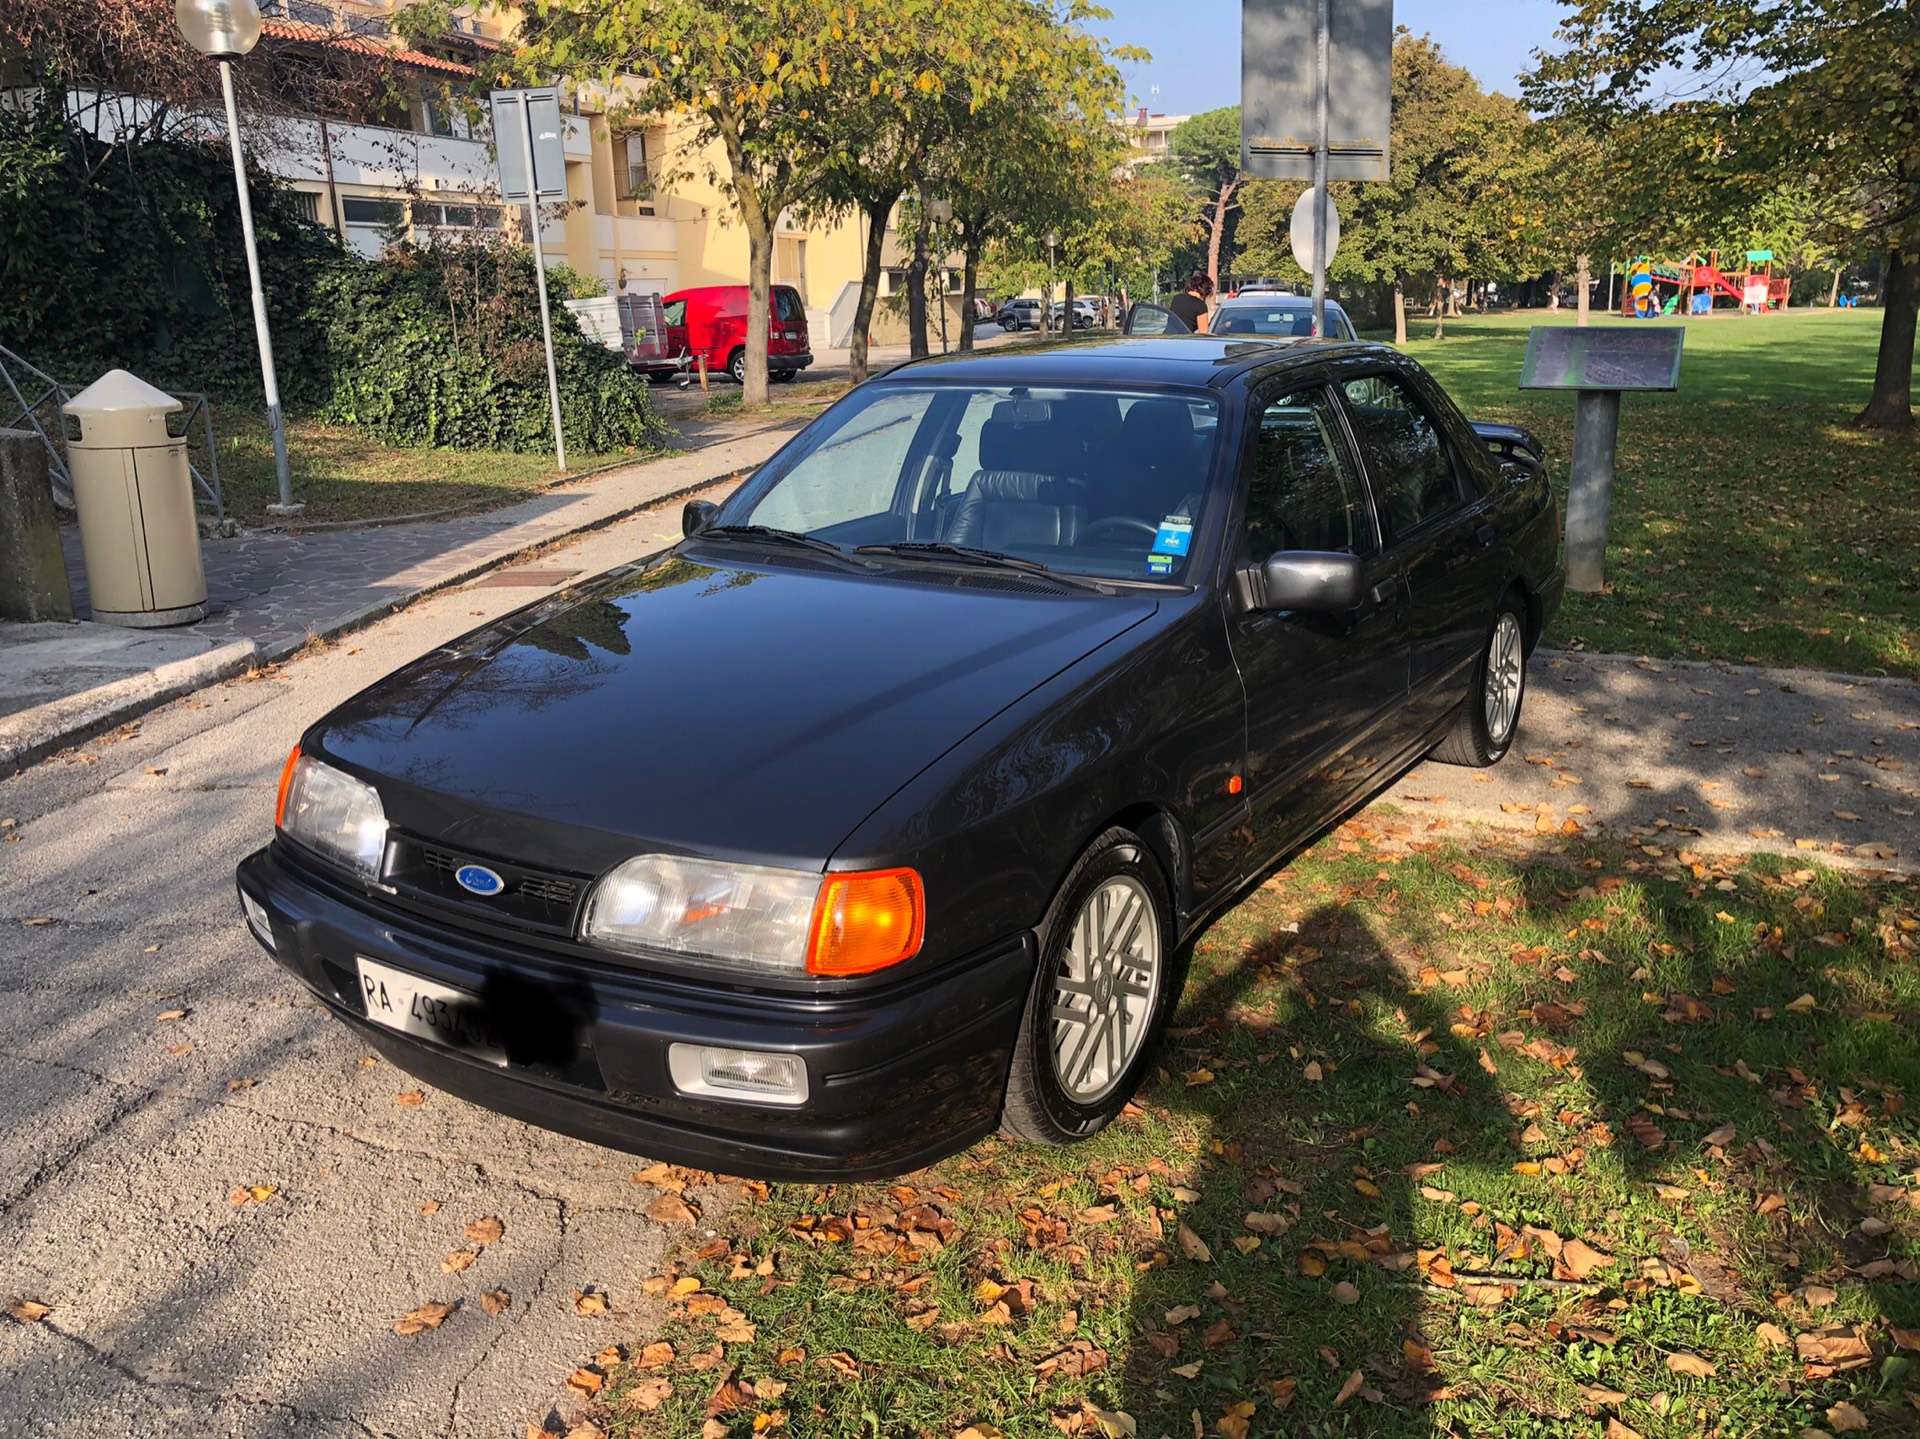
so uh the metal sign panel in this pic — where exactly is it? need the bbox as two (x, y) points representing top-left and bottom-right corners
(489, 87), (567, 201)
(1519, 327), (1685, 391)
(1242, 0), (1393, 181)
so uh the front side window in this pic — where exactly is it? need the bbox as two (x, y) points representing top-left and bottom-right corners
(1340, 373), (1463, 538)
(723, 385), (1223, 583)
(1240, 387), (1374, 563)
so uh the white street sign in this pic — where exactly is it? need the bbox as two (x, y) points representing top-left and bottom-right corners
(1289, 187), (1340, 273)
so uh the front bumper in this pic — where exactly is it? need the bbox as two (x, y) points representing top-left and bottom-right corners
(236, 844), (1031, 1180)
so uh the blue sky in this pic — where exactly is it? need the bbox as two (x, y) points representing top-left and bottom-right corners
(1093, 0), (1569, 115)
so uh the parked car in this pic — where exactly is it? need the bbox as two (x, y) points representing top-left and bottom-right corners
(1209, 293), (1359, 341)
(633, 283), (812, 384)
(238, 329), (1561, 1180)
(1047, 298), (1099, 330)
(995, 297), (1044, 331)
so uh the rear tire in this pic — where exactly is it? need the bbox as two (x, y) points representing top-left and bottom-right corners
(1001, 828), (1179, 1146)
(726, 348), (747, 385)
(1431, 594), (1528, 767)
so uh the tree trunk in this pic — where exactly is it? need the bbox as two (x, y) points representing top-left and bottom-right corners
(1205, 178), (1237, 288)
(1392, 277), (1407, 346)
(1827, 270), (1841, 309)
(1576, 254), (1591, 326)
(1432, 279), (1446, 339)
(1064, 274), (1075, 335)
(1856, 246), (1917, 431)
(958, 233), (982, 352)
(849, 192), (897, 385)
(741, 208), (773, 408)
(906, 212), (930, 359)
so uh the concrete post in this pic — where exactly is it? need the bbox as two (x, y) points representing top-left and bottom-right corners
(1565, 389), (1621, 593)
(0, 428), (75, 622)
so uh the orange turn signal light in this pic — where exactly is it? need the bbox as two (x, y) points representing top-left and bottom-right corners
(807, 867), (925, 977)
(274, 743), (301, 828)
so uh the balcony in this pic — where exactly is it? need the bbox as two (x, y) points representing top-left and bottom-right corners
(265, 115), (495, 194)
(593, 212), (677, 256)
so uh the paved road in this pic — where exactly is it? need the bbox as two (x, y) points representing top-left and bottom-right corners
(0, 489), (741, 1439)
(4, 483), (1915, 1436)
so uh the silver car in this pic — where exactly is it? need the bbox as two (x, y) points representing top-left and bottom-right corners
(1210, 294), (1359, 341)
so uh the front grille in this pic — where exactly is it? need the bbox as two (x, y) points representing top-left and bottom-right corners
(391, 837), (587, 936)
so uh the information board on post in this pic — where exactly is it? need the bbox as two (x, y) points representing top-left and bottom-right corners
(1241, 0), (1393, 183)
(1520, 326), (1684, 595)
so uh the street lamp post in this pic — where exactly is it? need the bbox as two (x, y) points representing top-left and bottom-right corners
(1044, 229), (1059, 335)
(176, 0), (300, 517)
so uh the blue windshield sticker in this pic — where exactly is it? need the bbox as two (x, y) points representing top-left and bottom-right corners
(1146, 553), (1175, 576)
(1153, 516), (1193, 556)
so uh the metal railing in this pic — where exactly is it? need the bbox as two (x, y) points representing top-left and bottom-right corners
(0, 345), (225, 522)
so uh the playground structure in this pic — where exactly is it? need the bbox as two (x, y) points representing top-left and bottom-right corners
(1619, 251), (1791, 317)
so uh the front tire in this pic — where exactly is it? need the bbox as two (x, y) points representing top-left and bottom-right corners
(1431, 595), (1528, 767)
(1002, 828), (1178, 1145)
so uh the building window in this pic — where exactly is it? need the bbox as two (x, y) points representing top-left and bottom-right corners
(341, 197), (405, 227)
(616, 131), (653, 201)
(293, 190), (322, 224)
(419, 201), (500, 230)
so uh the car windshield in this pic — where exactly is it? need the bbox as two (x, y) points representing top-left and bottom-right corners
(718, 384), (1222, 583)
(1213, 305), (1353, 341)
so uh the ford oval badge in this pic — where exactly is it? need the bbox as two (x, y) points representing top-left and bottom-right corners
(455, 864), (505, 897)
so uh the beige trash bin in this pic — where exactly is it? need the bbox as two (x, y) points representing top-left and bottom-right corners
(63, 370), (207, 628)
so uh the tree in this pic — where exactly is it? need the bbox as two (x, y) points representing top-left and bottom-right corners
(1526, 0), (1920, 429)
(1165, 106), (1244, 286)
(520, 1), (877, 407)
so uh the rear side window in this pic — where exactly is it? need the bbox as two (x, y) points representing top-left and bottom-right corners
(1340, 373), (1464, 538)
(661, 299), (686, 326)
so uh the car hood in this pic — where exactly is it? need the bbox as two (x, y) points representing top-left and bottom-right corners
(311, 553), (1157, 873)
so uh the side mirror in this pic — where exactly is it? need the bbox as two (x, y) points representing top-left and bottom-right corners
(1260, 551), (1362, 612)
(682, 499), (718, 538)
(1124, 302), (1191, 336)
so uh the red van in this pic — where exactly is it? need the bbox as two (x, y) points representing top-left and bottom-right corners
(645, 283), (813, 384)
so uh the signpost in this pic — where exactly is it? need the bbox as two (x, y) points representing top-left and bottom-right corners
(1243, 0), (1392, 339)
(1520, 326), (1685, 593)
(490, 87), (570, 471)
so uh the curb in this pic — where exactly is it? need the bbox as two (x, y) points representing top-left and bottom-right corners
(0, 638), (263, 779)
(2, 439), (786, 776)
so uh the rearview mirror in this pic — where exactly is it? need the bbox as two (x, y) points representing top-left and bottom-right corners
(1260, 551), (1362, 612)
(1124, 302), (1191, 336)
(682, 499), (718, 537)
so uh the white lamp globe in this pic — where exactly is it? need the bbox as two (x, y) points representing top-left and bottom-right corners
(176, 0), (264, 58)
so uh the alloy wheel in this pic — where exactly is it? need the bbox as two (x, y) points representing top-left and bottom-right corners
(1484, 612), (1524, 746)
(1049, 875), (1161, 1103)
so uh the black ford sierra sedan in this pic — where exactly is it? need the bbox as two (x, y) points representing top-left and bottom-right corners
(237, 329), (1562, 1180)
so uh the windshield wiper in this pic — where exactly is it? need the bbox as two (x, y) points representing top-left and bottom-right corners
(696, 524), (865, 563)
(854, 542), (1112, 591)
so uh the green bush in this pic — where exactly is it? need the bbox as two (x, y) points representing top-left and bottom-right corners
(1, 98), (664, 455)
(309, 238), (665, 452)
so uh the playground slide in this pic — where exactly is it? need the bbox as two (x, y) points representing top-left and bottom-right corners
(1689, 265), (1745, 301)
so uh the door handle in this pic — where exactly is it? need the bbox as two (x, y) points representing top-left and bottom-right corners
(1473, 522), (1497, 548)
(1368, 581), (1397, 607)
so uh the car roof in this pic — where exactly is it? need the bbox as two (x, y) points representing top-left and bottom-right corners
(1219, 293), (1347, 310)
(877, 334), (1385, 391)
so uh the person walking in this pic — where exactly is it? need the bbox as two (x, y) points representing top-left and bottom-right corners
(1167, 271), (1214, 333)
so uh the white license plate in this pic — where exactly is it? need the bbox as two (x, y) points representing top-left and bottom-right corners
(355, 957), (507, 1067)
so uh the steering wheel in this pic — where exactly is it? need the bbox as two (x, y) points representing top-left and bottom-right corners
(1080, 516), (1161, 545)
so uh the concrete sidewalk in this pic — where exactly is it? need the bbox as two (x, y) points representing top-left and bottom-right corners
(0, 423), (798, 775)
(1390, 649), (1919, 871)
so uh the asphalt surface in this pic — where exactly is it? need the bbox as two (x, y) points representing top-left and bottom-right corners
(0, 488), (741, 1439)
(3, 482), (1915, 1435)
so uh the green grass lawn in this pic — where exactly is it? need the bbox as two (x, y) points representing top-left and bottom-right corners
(202, 406), (658, 527)
(1396, 309), (1919, 679)
(580, 826), (1920, 1439)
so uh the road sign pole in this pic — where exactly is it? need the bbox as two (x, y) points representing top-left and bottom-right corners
(1565, 389), (1621, 593)
(516, 104), (568, 472)
(1310, 0), (1330, 338)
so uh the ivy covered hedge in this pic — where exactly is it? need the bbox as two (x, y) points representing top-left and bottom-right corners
(1, 100), (663, 454)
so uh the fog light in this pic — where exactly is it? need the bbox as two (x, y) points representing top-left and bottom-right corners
(667, 1043), (807, 1105)
(241, 890), (274, 950)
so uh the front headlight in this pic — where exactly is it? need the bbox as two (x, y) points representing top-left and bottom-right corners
(276, 748), (389, 881)
(582, 856), (924, 977)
